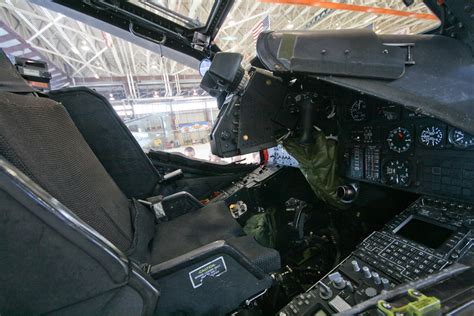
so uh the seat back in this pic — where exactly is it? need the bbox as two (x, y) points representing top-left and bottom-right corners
(0, 91), (138, 251)
(0, 52), (159, 313)
(49, 87), (162, 198)
(0, 156), (159, 315)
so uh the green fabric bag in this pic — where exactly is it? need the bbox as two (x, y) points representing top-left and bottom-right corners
(283, 132), (349, 210)
(243, 210), (277, 248)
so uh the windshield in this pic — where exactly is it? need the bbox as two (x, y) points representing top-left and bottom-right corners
(126, 1), (439, 64)
(214, 0), (439, 62)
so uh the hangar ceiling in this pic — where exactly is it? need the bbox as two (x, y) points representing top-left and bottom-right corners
(0, 0), (439, 97)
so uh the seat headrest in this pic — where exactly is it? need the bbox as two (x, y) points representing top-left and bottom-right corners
(0, 49), (35, 93)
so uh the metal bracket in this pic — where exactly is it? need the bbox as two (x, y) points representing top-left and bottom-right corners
(245, 289), (268, 305)
(129, 22), (167, 45)
(141, 263), (152, 274)
(138, 199), (167, 221)
(192, 32), (210, 52)
(383, 43), (416, 65)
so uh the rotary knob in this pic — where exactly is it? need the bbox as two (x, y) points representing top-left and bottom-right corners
(328, 272), (346, 289)
(318, 282), (333, 300)
(351, 260), (360, 272)
(362, 266), (372, 278)
(381, 278), (391, 290)
(372, 272), (381, 285)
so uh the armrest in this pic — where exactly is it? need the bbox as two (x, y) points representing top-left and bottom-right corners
(149, 240), (267, 281)
(160, 191), (204, 219)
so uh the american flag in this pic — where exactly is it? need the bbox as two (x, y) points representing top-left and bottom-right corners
(251, 15), (270, 42)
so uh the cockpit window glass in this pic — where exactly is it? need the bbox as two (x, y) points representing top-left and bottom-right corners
(214, 0), (439, 63)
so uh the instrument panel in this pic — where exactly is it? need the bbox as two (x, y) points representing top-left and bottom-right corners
(340, 93), (474, 202)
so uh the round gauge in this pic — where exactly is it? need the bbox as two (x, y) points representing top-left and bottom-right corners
(419, 126), (444, 147)
(387, 127), (412, 153)
(449, 129), (474, 148)
(350, 99), (368, 122)
(383, 160), (411, 186)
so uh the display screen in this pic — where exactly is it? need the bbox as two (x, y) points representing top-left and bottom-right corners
(394, 217), (454, 249)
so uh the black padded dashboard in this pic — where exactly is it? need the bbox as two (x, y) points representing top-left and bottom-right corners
(338, 91), (474, 203)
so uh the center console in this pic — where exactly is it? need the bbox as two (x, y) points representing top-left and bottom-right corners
(278, 196), (474, 315)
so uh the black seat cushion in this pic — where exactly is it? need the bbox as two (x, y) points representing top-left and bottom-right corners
(227, 235), (281, 273)
(151, 201), (244, 264)
(151, 201), (281, 273)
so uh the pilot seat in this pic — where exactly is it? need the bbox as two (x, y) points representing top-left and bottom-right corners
(0, 50), (280, 315)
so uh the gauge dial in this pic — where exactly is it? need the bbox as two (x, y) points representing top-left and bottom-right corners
(350, 99), (368, 122)
(387, 127), (412, 153)
(420, 126), (444, 147)
(383, 160), (411, 186)
(449, 129), (474, 148)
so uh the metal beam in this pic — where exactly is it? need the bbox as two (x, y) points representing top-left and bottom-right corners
(72, 46), (108, 76)
(32, 45), (121, 76)
(4, 1), (81, 74)
(27, 14), (63, 43)
(39, 7), (99, 77)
